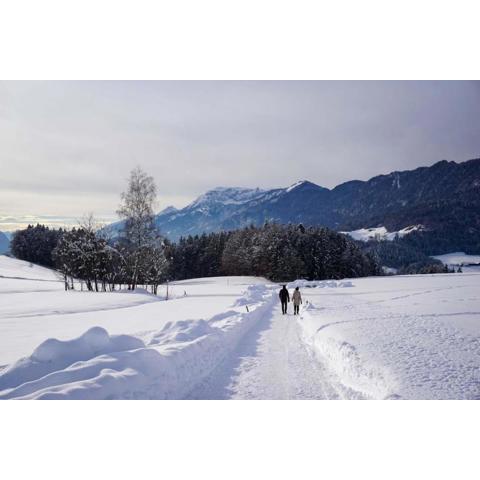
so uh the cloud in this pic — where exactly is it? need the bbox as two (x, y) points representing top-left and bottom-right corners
(0, 213), (118, 232)
(0, 81), (479, 227)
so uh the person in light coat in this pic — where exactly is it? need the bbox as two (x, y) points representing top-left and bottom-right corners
(292, 286), (302, 315)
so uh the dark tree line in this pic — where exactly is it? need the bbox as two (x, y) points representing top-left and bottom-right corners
(10, 224), (64, 268)
(399, 224), (480, 257)
(356, 237), (455, 274)
(12, 221), (380, 286)
(398, 261), (453, 275)
(164, 232), (230, 280)
(11, 219), (381, 286)
(167, 223), (380, 282)
(359, 238), (436, 270)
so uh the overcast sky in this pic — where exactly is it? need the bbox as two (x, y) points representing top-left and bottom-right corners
(1, 81), (479, 231)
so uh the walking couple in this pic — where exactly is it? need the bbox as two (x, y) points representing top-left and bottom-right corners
(279, 285), (302, 315)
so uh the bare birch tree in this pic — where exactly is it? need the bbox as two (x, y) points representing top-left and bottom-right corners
(117, 167), (165, 290)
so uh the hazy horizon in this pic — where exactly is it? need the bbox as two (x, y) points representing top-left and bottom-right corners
(1, 81), (480, 231)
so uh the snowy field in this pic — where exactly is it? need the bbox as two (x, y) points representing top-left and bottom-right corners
(0, 256), (479, 399)
(433, 252), (480, 272)
(295, 275), (480, 399)
(0, 257), (266, 367)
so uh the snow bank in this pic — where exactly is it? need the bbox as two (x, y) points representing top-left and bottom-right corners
(0, 284), (276, 399)
(0, 327), (144, 393)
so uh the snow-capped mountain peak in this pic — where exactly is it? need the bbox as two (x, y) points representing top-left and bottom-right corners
(285, 180), (322, 193)
(286, 180), (307, 192)
(185, 186), (266, 211)
(158, 205), (178, 216)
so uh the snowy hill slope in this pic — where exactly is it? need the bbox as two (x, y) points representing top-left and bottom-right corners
(0, 255), (60, 282)
(341, 225), (423, 242)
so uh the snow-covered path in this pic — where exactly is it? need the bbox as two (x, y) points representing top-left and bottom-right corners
(188, 304), (358, 399)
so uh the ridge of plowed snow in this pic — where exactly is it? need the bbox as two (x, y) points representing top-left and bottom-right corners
(0, 285), (276, 399)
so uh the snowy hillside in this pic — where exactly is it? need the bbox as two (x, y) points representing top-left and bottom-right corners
(0, 255), (60, 282)
(341, 225), (423, 242)
(0, 257), (479, 399)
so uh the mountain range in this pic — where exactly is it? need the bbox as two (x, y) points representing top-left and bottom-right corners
(0, 231), (10, 254)
(149, 157), (480, 254)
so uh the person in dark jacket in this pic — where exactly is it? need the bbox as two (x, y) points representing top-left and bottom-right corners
(279, 285), (290, 314)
